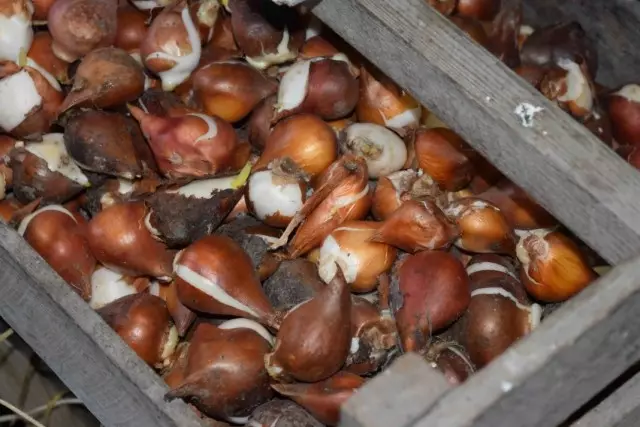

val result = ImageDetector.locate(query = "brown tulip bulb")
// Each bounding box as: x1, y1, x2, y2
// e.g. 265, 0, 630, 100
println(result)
516, 229, 596, 302
174, 235, 281, 329
356, 66, 421, 131
444, 198, 516, 254
457, 254, 541, 367
27, 32, 70, 84
456, 0, 501, 21
59, 47, 145, 113
608, 84, 640, 147
149, 281, 196, 337
423, 340, 475, 385
272, 371, 365, 426
10, 133, 89, 204
128, 105, 239, 179
87, 201, 176, 280
248, 94, 276, 149
394, 251, 470, 352
253, 114, 338, 179
265, 270, 351, 383
370, 200, 458, 253
18, 205, 96, 300
192, 61, 277, 123
98, 293, 178, 368
166, 319, 274, 423
274, 58, 359, 122
48, 0, 117, 63
371, 170, 442, 220
115, 6, 148, 52
414, 127, 475, 191
539, 59, 595, 119
318, 221, 397, 293
477, 179, 556, 230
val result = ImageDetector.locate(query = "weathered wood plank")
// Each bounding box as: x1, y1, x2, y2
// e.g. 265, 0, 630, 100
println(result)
408, 255, 640, 427
312, 0, 640, 266
0, 223, 206, 427
522, 0, 640, 87
340, 353, 450, 427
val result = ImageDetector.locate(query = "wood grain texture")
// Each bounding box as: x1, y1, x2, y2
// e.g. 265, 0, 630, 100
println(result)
340, 353, 450, 427
0, 223, 206, 427
409, 255, 640, 427
312, 0, 640, 266
572, 372, 640, 427
522, 0, 640, 87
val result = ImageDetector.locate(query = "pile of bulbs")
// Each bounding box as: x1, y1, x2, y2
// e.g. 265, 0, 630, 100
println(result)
0, 0, 633, 425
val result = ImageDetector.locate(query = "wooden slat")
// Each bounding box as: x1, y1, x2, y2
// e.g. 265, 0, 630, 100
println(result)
312, 0, 640, 266
572, 372, 640, 427
0, 223, 207, 427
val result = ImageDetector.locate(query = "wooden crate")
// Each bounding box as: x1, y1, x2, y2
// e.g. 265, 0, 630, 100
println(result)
1, 0, 639, 426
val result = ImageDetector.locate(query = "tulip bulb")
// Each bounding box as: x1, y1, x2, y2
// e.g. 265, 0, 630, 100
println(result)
265, 270, 352, 383
356, 67, 421, 130
370, 199, 458, 253
47, 0, 117, 63
166, 320, 273, 423
340, 123, 408, 179
394, 251, 470, 352
248, 94, 276, 150
540, 58, 594, 119
89, 266, 149, 310
129, 105, 239, 179
87, 201, 176, 280
19, 205, 96, 300
27, 32, 69, 84
608, 84, 640, 147
274, 57, 358, 121
140, 0, 202, 91
149, 280, 196, 337
444, 198, 516, 254
272, 371, 365, 426
115, 6, 148, 52
98, 293, 178, 368
318, 221, 396, 293
516, 228, 596, 302
245, 158, 308, 228
456, 0, 501, 20
174, 235, 281, 329
10, 133, 89, 204
0, 0, 34, 62
192, 61, 277, 123
371, 170, 441, 220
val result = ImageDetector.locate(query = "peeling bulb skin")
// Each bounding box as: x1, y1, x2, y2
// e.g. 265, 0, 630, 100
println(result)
265, 271, 352, 383
341, 123, 408, 179
395, 251, 470, 352
0, 0, 34, 63
174, 235, 280, 329
540, 59, 595, 119
19, 205, 96, 300
424, 340, 475, 385
271, 371, 365, 426
165, 321, 273, 421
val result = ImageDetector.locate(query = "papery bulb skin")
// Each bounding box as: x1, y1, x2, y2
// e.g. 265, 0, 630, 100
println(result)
27, 32, 69, 84
165, 320, 274, 422
245, 158, 308, 228
86, 201, 176, 280
444, 198, 516, 255
414, 127, 475, 191
227, 0, 304, 69
370, 169, 441, 220
64, 110, 156, 179
59, 47, 145, 112
341, 123, 408, 179
89, 266, 149, 310
129, 105, 239, 179
48, 0, 117, 63
423, 339, 475, 385
249, 399, 323, 427
174, 235, 281, 329
0, 62, 63, 139
253, 114, 337, 180
0, 0, 34, 62
539, 59, 595, 119
370, 199, 458, 253
608, 84, 640, 147
18, 205, 96, 300
98, 293, 178, 368
477, 179, 556, 230
274, 57, 359, 121
10, 133, 89, 204
140, 0, 202, 91
115, 6, 148, 52
284, 155, 371, 258
516, 229, 596, 302
456, 254, 541, 367
265, 271, 351, 383
394, 251, 470, 352
356, 66, 421, 131
272, 371, 365, 426
318, 221, 397, 293
192, 60, 277, 123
